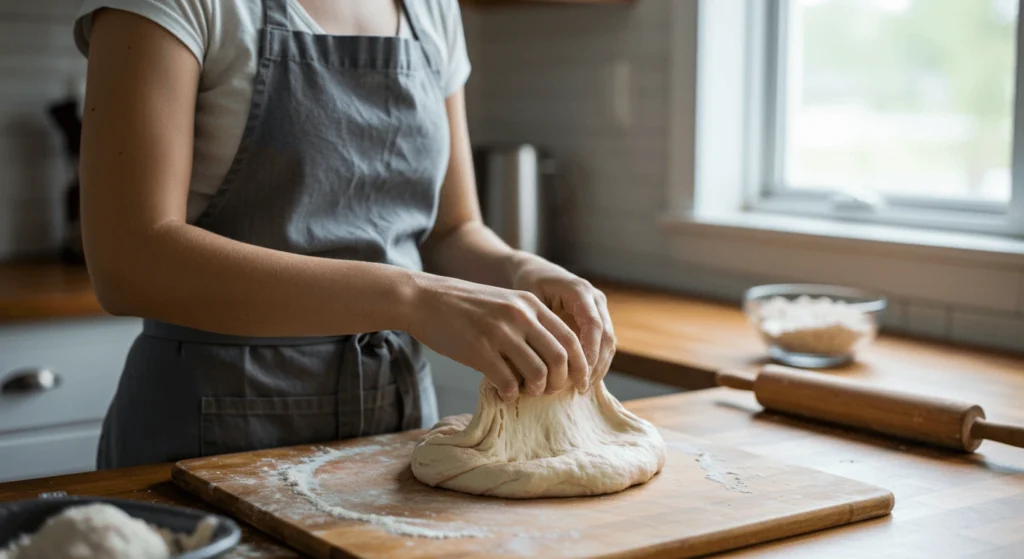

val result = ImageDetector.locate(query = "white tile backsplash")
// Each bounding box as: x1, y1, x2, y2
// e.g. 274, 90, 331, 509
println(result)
906, 303, 950, 339
0, 2, 84, 260
0, 0, 80, 20
950, 310, 1024, 353
1019, 274, 1024, 312
879, 299, 908, 333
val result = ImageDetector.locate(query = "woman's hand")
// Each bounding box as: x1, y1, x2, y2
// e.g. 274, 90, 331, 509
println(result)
408, 274, 589, 402
509, 255, 616, 392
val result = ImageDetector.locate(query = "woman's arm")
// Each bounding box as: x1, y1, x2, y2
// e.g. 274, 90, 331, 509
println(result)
421, 90, 617, 390
82, 10, 582, 400
81, 9, 417, 338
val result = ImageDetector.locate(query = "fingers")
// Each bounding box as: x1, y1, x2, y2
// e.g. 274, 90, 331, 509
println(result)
565, 291, 604, 377
592, 291, 617, 385
500, 335, 549, 396
530, 307, 583, 393
529, 312, 577, 394
485, 355, 521, 402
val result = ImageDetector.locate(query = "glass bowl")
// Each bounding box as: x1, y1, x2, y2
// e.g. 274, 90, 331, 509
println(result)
743, 284, 887, 368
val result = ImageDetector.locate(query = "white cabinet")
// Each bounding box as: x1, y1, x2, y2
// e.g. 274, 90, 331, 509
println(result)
0, 317, 141, 482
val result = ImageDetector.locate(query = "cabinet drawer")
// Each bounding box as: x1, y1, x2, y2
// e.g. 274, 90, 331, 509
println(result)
0, 423, 101, 482
0, 317, 141, 435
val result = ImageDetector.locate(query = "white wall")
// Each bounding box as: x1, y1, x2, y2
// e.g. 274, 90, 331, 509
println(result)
0, 0, 84, 260
463, 1, 1024, 354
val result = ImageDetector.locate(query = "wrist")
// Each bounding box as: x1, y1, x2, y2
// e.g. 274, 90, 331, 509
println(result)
390, 268, 428, 335
503, 250, 541, 289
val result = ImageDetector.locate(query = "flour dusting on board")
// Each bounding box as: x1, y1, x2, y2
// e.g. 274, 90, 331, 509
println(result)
695, 451, 752, 493
668, 440, 753, 493
280, 447, 490, 539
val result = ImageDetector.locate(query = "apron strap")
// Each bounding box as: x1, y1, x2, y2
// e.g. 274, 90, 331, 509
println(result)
399, 0, 421, 42
264, 0, 290, 30
400, 0, 442, 75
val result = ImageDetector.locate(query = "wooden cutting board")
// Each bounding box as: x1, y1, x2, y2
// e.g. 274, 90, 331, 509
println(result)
172, 429, 893, 558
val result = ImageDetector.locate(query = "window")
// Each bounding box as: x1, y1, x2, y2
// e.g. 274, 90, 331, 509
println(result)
744, 0, 1024, 236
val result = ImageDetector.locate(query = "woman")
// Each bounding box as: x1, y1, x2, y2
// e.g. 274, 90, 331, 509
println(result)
74, 0, 616, 468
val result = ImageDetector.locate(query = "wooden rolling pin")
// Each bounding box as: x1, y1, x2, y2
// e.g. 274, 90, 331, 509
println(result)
717, 364, 1024, 452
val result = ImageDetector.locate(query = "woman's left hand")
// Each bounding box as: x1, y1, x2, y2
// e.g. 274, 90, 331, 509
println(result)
510, 255, 616, 392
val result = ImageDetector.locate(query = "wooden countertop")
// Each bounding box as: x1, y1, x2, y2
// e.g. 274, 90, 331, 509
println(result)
1, 267, 1023, 556
0, 261, 103, 322
2, 382, 1022, 558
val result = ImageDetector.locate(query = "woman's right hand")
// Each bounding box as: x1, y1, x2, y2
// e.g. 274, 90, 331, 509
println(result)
408, 274, 588, 402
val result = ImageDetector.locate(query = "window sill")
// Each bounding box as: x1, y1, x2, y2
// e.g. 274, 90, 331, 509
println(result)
660, 211, 1024, 268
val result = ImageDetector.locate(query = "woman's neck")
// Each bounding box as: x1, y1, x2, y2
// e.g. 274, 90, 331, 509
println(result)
294, 0, 401, 37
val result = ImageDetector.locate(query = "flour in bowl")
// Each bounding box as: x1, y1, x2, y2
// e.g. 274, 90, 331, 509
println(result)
755, 295, 874, 355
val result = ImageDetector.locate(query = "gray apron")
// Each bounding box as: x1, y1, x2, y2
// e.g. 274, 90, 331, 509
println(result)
97, 0, 446, 468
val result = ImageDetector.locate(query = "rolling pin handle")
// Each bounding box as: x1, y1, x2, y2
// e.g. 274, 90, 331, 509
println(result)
970, 418, 1024, 449
716, 369, 757, 391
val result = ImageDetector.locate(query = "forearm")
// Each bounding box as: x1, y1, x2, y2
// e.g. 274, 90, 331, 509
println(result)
91, 221, 419, 337
422, 220, 541, 289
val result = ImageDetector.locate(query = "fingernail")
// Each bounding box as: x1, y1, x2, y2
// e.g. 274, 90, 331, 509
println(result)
528, 382, 544, 396
500, 390, 517, 403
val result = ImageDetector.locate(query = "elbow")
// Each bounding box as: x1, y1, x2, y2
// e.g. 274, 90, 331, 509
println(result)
87, 244, 158, 318
85, 221, 182, 318
94, 293, 135, 318
90, 265, 144, 317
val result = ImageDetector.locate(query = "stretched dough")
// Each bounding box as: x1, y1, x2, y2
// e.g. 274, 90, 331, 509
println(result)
410, 380, 666, 498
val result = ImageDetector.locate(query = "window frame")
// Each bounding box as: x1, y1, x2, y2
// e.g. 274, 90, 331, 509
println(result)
659, 0, 1024, 329
744, 0, 1024, 237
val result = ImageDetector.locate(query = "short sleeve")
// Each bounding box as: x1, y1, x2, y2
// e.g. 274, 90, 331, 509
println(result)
74, 0, 209, 66
441, 0, 472, 97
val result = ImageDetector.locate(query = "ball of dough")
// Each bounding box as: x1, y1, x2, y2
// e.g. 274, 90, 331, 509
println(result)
10, 503, 170, 559
411, 381, 666, 498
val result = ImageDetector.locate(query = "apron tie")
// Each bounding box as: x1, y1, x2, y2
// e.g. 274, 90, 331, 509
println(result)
387, 333, 425, 430
344, 331, 422, 437
343, 335, 369, 437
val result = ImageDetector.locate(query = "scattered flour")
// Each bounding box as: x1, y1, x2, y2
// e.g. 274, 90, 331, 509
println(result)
279, 447, 489, 539
695, 452, 751, 494
754, 295, 874, 355
667, 440, 753, 494
0, 503, 218, 559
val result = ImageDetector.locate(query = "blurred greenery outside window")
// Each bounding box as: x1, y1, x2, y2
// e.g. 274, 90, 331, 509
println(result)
755, 0, 1022, 234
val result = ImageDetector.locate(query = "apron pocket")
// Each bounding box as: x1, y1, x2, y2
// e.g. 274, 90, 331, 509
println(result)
200, 395, 338, 456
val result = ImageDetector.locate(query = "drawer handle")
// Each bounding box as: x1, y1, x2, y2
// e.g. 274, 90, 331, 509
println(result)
1, 368, 62, 394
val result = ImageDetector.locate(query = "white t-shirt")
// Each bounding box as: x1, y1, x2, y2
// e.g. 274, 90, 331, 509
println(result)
74, 0, 471, 222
